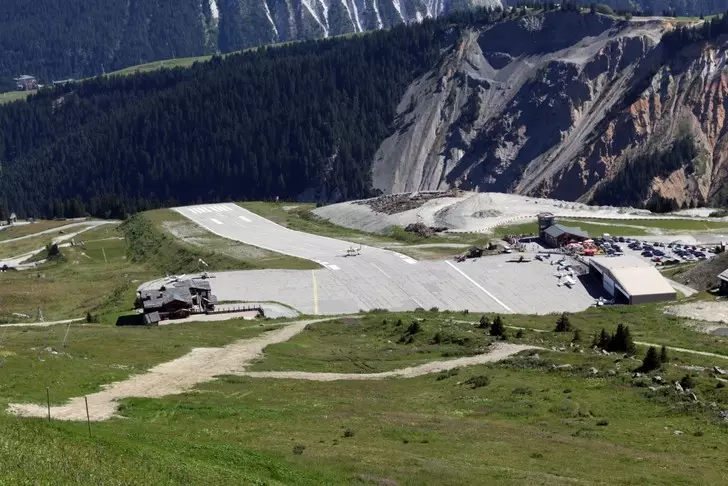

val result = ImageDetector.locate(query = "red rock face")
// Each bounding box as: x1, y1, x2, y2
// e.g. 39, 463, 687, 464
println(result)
374, 13, 728, 206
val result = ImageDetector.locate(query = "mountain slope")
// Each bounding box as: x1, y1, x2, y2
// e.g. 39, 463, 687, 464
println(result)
372, 11, 728, 208
0, 0, 499, 81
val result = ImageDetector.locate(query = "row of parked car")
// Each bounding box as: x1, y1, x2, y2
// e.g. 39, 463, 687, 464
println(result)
628, 239, 716, 264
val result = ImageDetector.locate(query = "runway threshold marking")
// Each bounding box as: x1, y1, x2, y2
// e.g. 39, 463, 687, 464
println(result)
312, 270, 319, 314
210, 218, 223, 225
239, 215, 252, 222
445, 261, 512, 312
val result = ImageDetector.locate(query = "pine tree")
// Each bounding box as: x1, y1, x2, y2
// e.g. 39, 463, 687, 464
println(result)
478, 315, 491, 329
660, 345, 669, 364
572, 329, 582, 343
555, 313, 572, 332
598, 328, 611, 350
490, 315, 505, 337
640, 346, 661, 372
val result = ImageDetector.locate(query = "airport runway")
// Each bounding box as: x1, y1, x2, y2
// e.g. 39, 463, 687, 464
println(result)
172, 203, 597, 315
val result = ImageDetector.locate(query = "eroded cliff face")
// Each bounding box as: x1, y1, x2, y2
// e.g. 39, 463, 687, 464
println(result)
372, 11, 728, 205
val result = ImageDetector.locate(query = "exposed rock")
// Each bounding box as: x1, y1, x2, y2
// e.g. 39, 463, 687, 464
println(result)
553, 363, 573, 370
675, 381, 684, 393
689, 392, 699, 402
608, 369, 617, 376
652, 375, 663, 384
588, 367, 599, 375
714, 366, 728, 376
673, 430, 684, 436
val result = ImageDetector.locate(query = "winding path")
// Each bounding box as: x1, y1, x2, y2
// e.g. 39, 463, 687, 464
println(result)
8, 318, 534, 422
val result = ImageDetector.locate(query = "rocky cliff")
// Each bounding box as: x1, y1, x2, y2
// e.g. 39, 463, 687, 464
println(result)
372, 11, 728, 207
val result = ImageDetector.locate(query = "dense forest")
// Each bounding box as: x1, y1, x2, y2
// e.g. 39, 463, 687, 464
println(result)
0, 0, 212, 81
0, 9, 505, 219
591, 137, 697, 211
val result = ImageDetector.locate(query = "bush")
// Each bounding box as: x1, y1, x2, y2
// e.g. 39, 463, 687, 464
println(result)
436, 368, 460, 381
554, 313, 572, 332
596, 419, 609, 427
395, 319, 403, 327
292, 444, 306, 455
490, 315, 506, 337
515, 329, 524, 339
431, 332, 443, 344
343, 428, 355, 438
572, 329, 582, 343
640, 346, 661, 372
660, 345, 669, 364
406, 321, 421, 335
680, 375, 696, 390
465, 375, 490, 389
477, 315, 491, 329
717, 382, 725, 389
512, 387, 532, 395
85, 312, 100, 323
429, 307, 439, 312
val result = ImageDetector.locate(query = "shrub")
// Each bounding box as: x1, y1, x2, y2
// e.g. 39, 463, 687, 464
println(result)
436, 368, 460, 381
343, 428, 355, 438
572, 329, 582, 343
395, 319, 403, 327
432, 332, 443, 344
640, 346, 661, 372
292, 444, 306, 455
680, 375, 696, 390
717, 382, 725, 389
596, 419, 609, 427
429, 307, 439, 312
660, 345, 669, 364
477, 315, 491, 329
465, 375, 490, 389
555, 313, 572, 332
512, 387, 532, 395
490, 315, 506, 337
515, 329, 524, 339
406, 321, 422, 335
85, 312, 99, 323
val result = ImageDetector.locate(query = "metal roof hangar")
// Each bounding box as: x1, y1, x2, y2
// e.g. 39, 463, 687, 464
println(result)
588, 256, 676, 305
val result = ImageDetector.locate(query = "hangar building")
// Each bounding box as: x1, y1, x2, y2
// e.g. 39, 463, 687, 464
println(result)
588, 256, 676, 305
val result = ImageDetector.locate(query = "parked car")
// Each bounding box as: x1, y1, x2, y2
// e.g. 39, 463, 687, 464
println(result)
641, 251, 653, 257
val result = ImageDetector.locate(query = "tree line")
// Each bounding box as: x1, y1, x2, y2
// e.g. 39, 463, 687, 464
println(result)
0, 9, 509, 219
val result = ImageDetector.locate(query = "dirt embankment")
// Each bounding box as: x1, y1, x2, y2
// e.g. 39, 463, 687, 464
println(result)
674, 253, 728, 291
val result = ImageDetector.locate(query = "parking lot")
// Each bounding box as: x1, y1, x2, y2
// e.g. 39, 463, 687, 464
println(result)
592, 235, 720, 268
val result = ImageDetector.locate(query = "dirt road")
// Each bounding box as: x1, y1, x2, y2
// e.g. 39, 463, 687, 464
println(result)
8, 318, 322, 421
8, 319, 535, 422
241, 343, 537, 381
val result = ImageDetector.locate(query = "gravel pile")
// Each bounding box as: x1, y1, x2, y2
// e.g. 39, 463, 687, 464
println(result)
356, 190, 458, 215
674, 252, 728, 290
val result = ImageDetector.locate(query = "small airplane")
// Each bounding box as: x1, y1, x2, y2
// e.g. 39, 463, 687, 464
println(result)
507, 255, 531, 263
344, 245, 361, 257
594, 297, 614, 306
558, 276, 577, 288
551, 257, 566, 266
164, 273, 186, 282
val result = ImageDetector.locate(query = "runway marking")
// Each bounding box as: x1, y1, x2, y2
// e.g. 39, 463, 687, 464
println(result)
312, 270, 319, 314
445, 261, 512, 312
371, 263, 391, 279
239, 215, 252, 223
198, 207, 211, 213
328, 265, 340, 271
210, 218, 223, 225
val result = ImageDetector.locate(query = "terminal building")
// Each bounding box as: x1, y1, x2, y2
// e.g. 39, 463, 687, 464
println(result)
588, 255, 676, 305
538, 213, 589, 248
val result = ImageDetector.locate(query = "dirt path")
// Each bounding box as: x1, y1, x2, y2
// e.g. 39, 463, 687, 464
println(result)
635, 341, 728, 360
241, 343, 537, 381
8, 318, 326, 421
0, 318, 84, 328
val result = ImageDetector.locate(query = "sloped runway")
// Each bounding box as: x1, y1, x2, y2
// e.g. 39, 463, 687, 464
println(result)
172, 203, 596, 315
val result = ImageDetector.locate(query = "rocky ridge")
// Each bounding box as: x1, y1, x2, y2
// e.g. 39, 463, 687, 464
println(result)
372, 12, 728, 207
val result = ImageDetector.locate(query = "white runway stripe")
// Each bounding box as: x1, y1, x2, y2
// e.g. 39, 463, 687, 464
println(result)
446, 261, 512, 312
239, 215, 251, 222
210, 218, 223, 225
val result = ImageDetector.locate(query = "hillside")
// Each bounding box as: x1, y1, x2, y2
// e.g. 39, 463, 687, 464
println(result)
2, 9, 728, 217
373, 11, 728, 209
0, 0, 499, 81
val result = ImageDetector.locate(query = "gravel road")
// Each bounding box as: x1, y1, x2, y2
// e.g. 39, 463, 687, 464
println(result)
241, 343, 537, 381
7, 318, 534, 421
